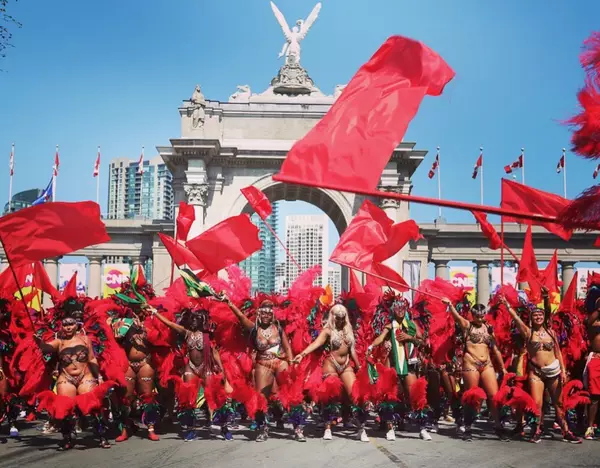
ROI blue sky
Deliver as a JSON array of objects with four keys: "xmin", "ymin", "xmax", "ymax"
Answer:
[{"xmin": 1, "ymin": 0, "xmax": 599, "ymax": 257}]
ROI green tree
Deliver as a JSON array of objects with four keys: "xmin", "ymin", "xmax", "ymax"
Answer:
[{"xmin": 1, "ymin": 0, "xmax": 21, "ymax": 62}]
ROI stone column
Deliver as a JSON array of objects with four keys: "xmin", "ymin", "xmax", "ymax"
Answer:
[
  {"xmin": 152, "ymin": 247, "xmax": 173, "ymax": 291},
  {"xmin": 378, "ymin": 195, "xmax": 402, "ymax": 275},
  {"xmin": 87, "ymin": 256, "xmax": 103, "ymax": 299},
  {"xmin": 131, "ymin": 255, "xmax": 147, "ymax": 270},
  {"xmin": 476, "ymin": 261, "xmax": 490, "ymax": 305},
  {"xmin": 434, "ymin": 260, "xmax": 449, "ymax": 280},
  {"xmin": 561, "ymin": 261, "xmax": 576, "ymax": 296}
]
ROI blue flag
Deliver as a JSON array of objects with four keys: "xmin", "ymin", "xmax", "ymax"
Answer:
[{"xmin": 32, "ymin": 177, "xmax": 53, "ymax": 206}]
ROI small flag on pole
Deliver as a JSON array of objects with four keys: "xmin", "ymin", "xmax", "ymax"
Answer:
[
  {"xmin": 428, "ymin": 153, "xmax": 439, "ymax": 179},
  {"xmin": 93, "ymin": 148, "xmax": 100, "ymax": 177},
  {"xmin": 472, "ymin": 152, "xmax": 483, "ymax": 179},
  {"xmin": 137, "ymin": 147, "xmax": 144, "ymax": 175},
  {"xmin": 9, "ymin": 144, "xmax": 14, "ymax": 176},
  {"xmin": 556, "ymin": 154, "xmax": 565, "ymax": 173},
  {"xmin": 53, "ymin": 146, "xmax": 60, "ymax": 177},
  {"xmin": 594, "ymin": 164, "xmax": 600, "ymax": 179},
  {"xmin": 504, "ymin": 154, "xmax": 523, "ymax": 174},
  {"xmin": 32, "ymin": 176, "xmax": 54, "ymax": 206}
]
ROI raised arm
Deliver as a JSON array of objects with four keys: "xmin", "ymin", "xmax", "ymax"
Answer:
[
  {"xmin": 542, "ymin": 288, "xmax": 552, "ymax": 323},
  {"xmin": 149, "ymin": 306, "xmax": 186, "ymax": 336},
  {"xmin": 294, "ymin": 329, "xmax": 329, "ymax": 363},
  {"xmin": 34, "ymin": 335, "xmax": 60, "ymax": 355},
  {"xmin": 442, "ymin": 298, "xmax": 469, "ymax": 331},
  {"xmin": 500, "ymin": 296, "xmax": 530, "ymax": 338},
  {"xmin": 222, "ymin": 296, "xmax": 255, "ymax": 331},
  {"xmin": 368, "ymin": 325, "xmax": 391, "ymax": 351}
]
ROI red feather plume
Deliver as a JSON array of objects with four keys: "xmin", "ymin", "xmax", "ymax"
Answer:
[
  {"xmin": 409, "ymin": 376, "xmax": 428, "ymax": 411},
  {"xmin": 461, "ymin": 387, "xmax": 487, "ymax": 411}
]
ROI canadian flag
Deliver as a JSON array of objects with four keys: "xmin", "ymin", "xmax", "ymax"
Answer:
[
  {"xmin": 53, "ymin": 146, "xmax": 60, "ymax": 177},
  {"xmin": 472, "ymin": 153, "xmax": 483, "ymax": 179},
  {"xmin": 9, "ymin": 144, "xmax": 14, "ymax": 177},
  {"xmin": 428, "ymin": 153, "xmax": 439, "ymax": 179},
  {"xmin": 504, "ymin": 154, "xmax": 523, "ymax": 174},
  {"xmin": 137, "ymin": 148, "xmax": 144, "ymax": 175},
  {"xmin": 93, "ymin": 147, "xmax": 100, "ymax": 177},
  {"xmin": 556, "ymin": 154, "xmax": 565, "ymax": 174},
  {"xmin": 594, "ymin": 164, "xmax": 600, "ymax": 179}
]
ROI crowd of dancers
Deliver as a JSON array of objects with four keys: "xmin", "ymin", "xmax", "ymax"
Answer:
[{"xmin": 0, "ymin": 263, "xmax": 598, "ymax": 451}]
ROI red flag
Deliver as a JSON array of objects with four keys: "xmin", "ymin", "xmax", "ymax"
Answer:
[
  {"xmin": 0, "ymin": 201, "xmax": 110, "ymax": 267},
  {"xmin": 504, "ymin": 154, "xmax": 523, "ymax": 174},
  {"xmin": 556, "ymin": 155, "xmax": 565, "ymax": 174},
  {"xmin": 501, "ymin": 179, "xmax": 572, "ymax": 241},
  {"xmin": 559, "ymin": 271, "xmax": 578, "ymax": 313},
  {"xmin": 595, "ymin": 235, "xmax": 600, "ymax": 247},
  {"xmin": 187, "ymin": 214, "xmax": 262, "ymax": 273},
  {"xmin": 93, "ymin": 148, "xmax": 100, "ymax": 177},
  {"xmin": 472, "ymin": 153, "xmax": 483, "ymax": 179},
  {"xmin": 137, "ymin": 149, "xmax": 144, "ymax": 175},
  {"xmin": 539, "ymin": 250, "xmax": 560, "ymax": 294},
  {"xmin": 0, "ymin": 262, "xmax": 33, "ymax": 294},
  {"xmin": 53, "ymin": 146, "xmax": 60, "ymax": 177},
  {"xmin": 471, "ymin": 211, "xmax": 502, "ymax": 250},
  {"xmin": 32, "ymin": 261, "xmax": 59, "ymax": 298},
  {"xmin": 330, "ymin": 200, "xmax": 416, "ymax": 289},
  {"xmin": 9, "ymin": 144, "xmax": 14, "ymax": 177},
  {"xmin": 176, "ymin": 201, "xmax": 195, "ymax": 242},
  {"xmin": 240, "ymin": 186, "xmax": 272, "ymax": 221},
  {"xmin": 517, "ymin": 226, "xmax": 541, "ymax": 301},
  {"xmin": 349, "ymin": 269, "xmax": 364, "ymax": 294},
  {"xmin": 61, "ymin": 272, "xmax": 78, "ymax": 299},
  {"xmin": 428, "ymin": 153, "xmax": 439, "ymax": 179},
  {"xmin": 274, "ymin": 35, "xmax": 454, "ymax": 192},
  {"xmin": 594, "ymin": 164, "xmax": 600, "ymax": 179},
  {"xmin": 158, "ymin": 233, "xmax": 204, "ymax": 271}
]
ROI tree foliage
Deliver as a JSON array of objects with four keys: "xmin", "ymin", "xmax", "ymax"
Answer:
[{"xmin": 1, "ymin": 0, "xmax": 21, "ymax": 61}]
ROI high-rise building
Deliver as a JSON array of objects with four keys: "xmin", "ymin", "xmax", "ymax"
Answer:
[
  {"xmin": 4, "ymin": 188, "xmax": 42, "ymax": 214},
  {"xmin": 274, "ymin": 261, "xmax": 286, "ymax": 293},
  {"xmin": 239, "ymin": 205, "xmax": 279, "ymax": 293},
  {"xmin": 327, "ymin": 264, "xmax": 342, "ymax": 297},
  {"xmin": 107, "ymin": 156, "xmax": 173, "ymax": 220},
  {"xmin": 285, "ymin": 214, "xmax": 328, "ymax": 288}
]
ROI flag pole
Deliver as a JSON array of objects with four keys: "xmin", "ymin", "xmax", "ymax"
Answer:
[
  {"xmin": 260, "ymin": 216, "xmax": 302, "ymax": 272},
  {"xmin": 562, "ymin": 148, "xmax": 567, "ymax": 198},
  {"xmin": 0, "ymin": 235, "xmax": 36, "ymax": 330},
  {"xmin": 437, "ymin": 146, "xmax": 442, "ymax": 218},
  {"xmin": 96, "ymin": 146, "xmax": 101, "ymax": 206},
  {"xmin": 52, "ymin": 145, "xmax": 58, "ymax": 202},
  {"xmin": 8, "ymin": 143, "xmax": 14, "ymax": 213},
  {"xmin": 521, "ymin": 147, "xmax": 525, "ymax": 185},
  {"xmin": 480, "ymin": 146, "xmax": 484, "ymax": 206},
  {"xmin": 500, "ymin": 217, "xmax": 505, "ymax": 286}
]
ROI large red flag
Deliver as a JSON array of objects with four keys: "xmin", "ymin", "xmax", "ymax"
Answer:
[
  {"xmin": 517, "ymin": 226, "xmax": 541, "ymax": 301},
  {"xmin": 176, "ymin": 201, "xmax": 195, "ymax": 242},
  {"xmin": 330, "ymin": 200, "xmax": 417, "ymax": 289},
  {"xmin": 274, "ymin": 35, "xmax": 455, "ymax": 192},
  {"xmin": 559, "ymin": 271, "xmax": 578, "ymax": 313},
  {"xmin": 0, "ymin": 202, "xmax": 110, "ymax": 267},
  {"xmin": 471, "ymin": 211, "xmax": 503, "ymax": 250},
  {"xmin": 501, "ymin": 179, "xmax": 572, "ymax": 241},
  {"xmin": 539, "ymin": 250, "xmax": 560, "ymax": 294},
  {"xmin": 240, "ymin": 186, "xmax": 272, "ymax": 221},
  {"xmin": 158, "ymin": 233, "xmax": 204, "ymax": 271},
  {"xmin": 0, "ymin": 262, "xmax": 34, "ymax": 294},
  {"xmin": 187, "ymin": 214, "xmax": 262, "ymax": 274}
]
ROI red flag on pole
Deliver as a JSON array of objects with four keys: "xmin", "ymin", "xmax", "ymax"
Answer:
[
  {"xmin": 330, "ymin": 200, "xmax": 418, "ymax": 289},
  {"xmin": 539, "ymin": 250, "xmax": 560, "ymax": 294},
  {"xmin": 472, "ymin": 153, "xmax": 483, "ymax": 179},
  {"xmin": 93, "ymin": 149, "xmax": 100, "ymax": 177},
  {"xmin": 137, "ymin": 148, "xmax": 144, "ymax": 175},
  {"xmin": 273, "ymin": 35, "xmax": 454, "ymax": 192},
  {"xmin": 0, "ymin": 201, "xmax": 110, "ymax": 267},
  {"xmin": 501, "ymin": 179, "xmax": 572, "ymax": 241},
  {"xmin": 471, "ymin": 211, "xmax": 502, "ymax": 250},
  {"xmin": 556, "ymin": 155, "xmax": 565, "ymax": 173},
  {"xmin": 32, "ymin": 261, "xmax": 59, "ymax": 299},
  {"xmin": 9, "ymin": 144, "xmax": 14, "ymax": 176},
  {"xmin": 158, "ymin": 233, "xmax": 204, "ymax": 271},
  {"xmin": 176, "ymin": 201, "xmax": 196, "ymax": 242},
  {"xmin": 240, "ymin": 186, "xmax": 273, "ymax": 221},
  {"xmin": 559, "ymin": 271, "xmax": 578, "ymax": 313},
  {"xmin": 428, "ymin": 154, "xmax": 439, "ymax": 179},
  {"xmin": 593, "ymin": 164, "xmax": 600, "ymax": 179},
  {"xmin": 53, "ymin": 147, "xmax": 60, "ymax": 177},
  {"xmin": 187, "ymin": 214, "xmax": 262, "ymax": 274},
  {"xmin": 504, "ymin": 154, "xmax": 523, "ymax": 174},
  {"xmin": 517, "ymin": 226, "xmax": 541, "ymax": 301}
]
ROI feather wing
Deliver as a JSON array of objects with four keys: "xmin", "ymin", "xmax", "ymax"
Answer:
[
  {"xmin": 270, "ymin": 2, "xmax": 292, "ymax": 41},
  {"xmin": 299, "ymin": 3, "xmax": 322, "ymax": 40}
]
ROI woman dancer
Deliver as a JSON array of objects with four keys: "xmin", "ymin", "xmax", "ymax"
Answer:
[
  {"xmin": 368, "ymin": 296, "xmax": 431, "ymax": 441},
  {"xmin": 294, "ymin": 304, "xmax": 369, "ymax": 442},
  {"xmin": 584, "ymin": 280, "xmax": 600, "ymax": 439},
  {"xmin": 34, "ymin": 313, "xmax": 110, "ymax": 449},
  {"xmin": 444, "ymin": 299, "xmax": 508, "ymax": 441},
  {"xmin": 224, "ymin": 297, "xmax": 294, "ymax": 442},
  {"xmin": 501, "ymin": 294, "xmax": 581, "ymax": 443},
  {"xmin": 151, "ymin": 304, "xmax": 234, "ymax": 440}
]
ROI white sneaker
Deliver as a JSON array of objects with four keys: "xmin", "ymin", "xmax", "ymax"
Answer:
[
  {"xmin": 359, "ymin": 429, "xmax": 370, "ymax": 442},
  {"xmin": 420, "ymin": 429, "xmax": 432, "ymax": 441},
  {"xmin": 430, "ymin": 423, "xmax": 439, "ymax": 433},
  {"xmin": 386, "ymin": 429, "xmax": 396, "ymax": 441},
  {"xmin": 457, "ymin": 425, "xmax": 466, "ymax": 435},
  {"xmin": 323, "ymin": 428, "xmax": 332, "ymax": 440}
]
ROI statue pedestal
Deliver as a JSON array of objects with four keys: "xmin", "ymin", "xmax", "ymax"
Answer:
[{"xmin": 271, "ymin": 62, "xmax": 315, "ymax": 95}]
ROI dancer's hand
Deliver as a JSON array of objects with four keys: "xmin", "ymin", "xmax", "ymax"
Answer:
[
  {"xmin": 561, "ymin": 371, "xmax": 567, "ymax": 385},
  {"xmin": 397, "ymin": 332, "xmax": 411, "ymax": 343},
  {"xmin": 293, "ymin": 353, "xmax": 305, "ymax": 364},
  {"xmin": 441, "ymin": 298, "xmax": 451, "ymax": 306}
]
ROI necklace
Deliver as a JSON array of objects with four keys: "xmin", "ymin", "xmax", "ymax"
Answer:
[
  {"xmin": 535, "ymin": 330, "xmax": 548, "ymax": 340},
  {"xmin": 259, "ymin": 325, "xmax": 274, "ymax": 341}
]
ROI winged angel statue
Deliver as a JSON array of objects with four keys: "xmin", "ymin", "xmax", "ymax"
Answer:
[{"xmin": 270, "ymin": 2, "xmax": 321, "ymax": 66}]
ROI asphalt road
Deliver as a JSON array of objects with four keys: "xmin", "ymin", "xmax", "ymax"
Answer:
[{"xmin": 0, "ymin": 420, "xmax": 598, "ymax": 468}]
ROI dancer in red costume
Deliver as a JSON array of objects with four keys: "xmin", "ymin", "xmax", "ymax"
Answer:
[
  {"xmin": 0, "ymin": 294, "xmax": 22, "ymax": 439},
  {"xmin": 584, "ymin": 274, "xmax": 600, "ymax": 439},
  {"xmin": 501, "ymin": 292, "xmax": 581, "ymax": 443}
]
